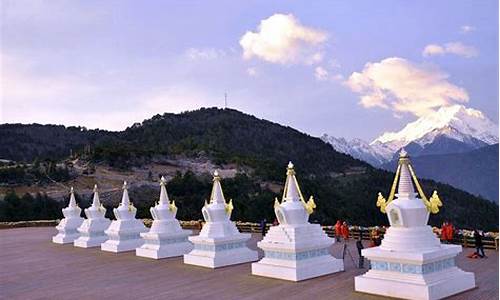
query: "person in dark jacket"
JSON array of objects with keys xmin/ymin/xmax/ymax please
[
  {"xmin": 356, "ymin": 231, "xmax": 365, "ymax": 268},
  {"xmin": 259, "ymin": 219, "xmax": 267, "ymax": 238},
  {"xmin": 474, "ymin": 229, "xmax": 486, "ymax": 258}
]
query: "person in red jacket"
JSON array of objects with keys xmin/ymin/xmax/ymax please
[
  {"xmin": 341, "ymin": 221, "xmax": 350, "ymax": 241},
  {"xmin": 441, "ymin": 222, "xmax": 448, "ymax": 243},
  {"xmin": 447, "ymin": 223, "xmax": 454, "ymax": 243},
  {"xmin": 334, "ymin": 220, "xmax": 342, "ymax": 242}
]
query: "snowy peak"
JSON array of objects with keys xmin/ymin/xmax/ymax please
[
  {"xmin": 323, "ymin": 105, "xmax": 498, "ymax": 167},
  {"xmin": 371, "ymin": 105, "xmax": 498, "ymax": 151},
  {"xmin": 321, "ymin": 134, "xmax": 390, "ymax": 166}
]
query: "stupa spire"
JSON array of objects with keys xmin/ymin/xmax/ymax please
[
  {"xmin": 159, "ymin": 176, "xmax": 170, "ymax": 205},
  {"xmin": 282, "ymin": 161, "xmax": 303, "ymax": 202},
  {"xmin": 210, "ymin": 170, "xmax": 226, "ymax": 204},
  {"xmin": 92, "ymin": 184, "xmax": 101, "ymax": 207},
  {"xmin": 376, "ymin": 148, "xmax": 443, "ymax": 214},
  {"xmin": 69, "ymin": 187, "xmax": 77, "ymax": 207},
  {"xmin": 121, "ymin": 181, "xmax": 130, "ymax": 206},
  {"xmin": 396, "ymin": 150, "xmax": 416, "ymax": 198}
]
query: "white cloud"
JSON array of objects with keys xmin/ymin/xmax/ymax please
[
  {"xmin": 345, "ymin": 57, "xmax": 469, "ymax": 117},
  {"xmin": 246, "ymin": 67, "xmax": 258, "ymax": 77},
  {"xmin": 422, "ymin": 42, "xmax": 478, "ymax": 58},
  {"xmin": 314, "ymin": 66, "xmax": 328, "ymax": 81},
  {"xmin": 460, "ymin": 25, "xmax": 475, "ymax": 34},
  {"xmin": 185, "ymin": 48, "xmax": 226, "ymax": 60},
  {"xmin": 422, "ymin": 44, "xmax": 446, "ymax": 56},
  {"xmin": 239, "ymin": 13, "xmax": 327, "ymax": 65}
]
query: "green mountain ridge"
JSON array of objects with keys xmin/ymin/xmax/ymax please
[{"xmin": 0, "ymin": 108, "xmax": 498, "ymax": 230}]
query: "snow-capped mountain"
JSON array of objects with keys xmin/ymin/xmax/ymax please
[
  {"xmin": 321, "ymin": 135, "xmax": 391, "ymax": 166},
  {"xmin": 371, "ymin": 105, "xmax": 498, "ymax": 153},
  {"xmin": 323, "ymin": 105, "xmax": 499, "ymax": 166}
]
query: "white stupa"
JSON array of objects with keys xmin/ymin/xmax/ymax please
[
  {"xmin": 52, "ymin": 187, "xmax": 84, "ymax": 244},
  {"xmin": 355, "ymin": 149, "xmax": 475, "ymax": 300},
  {"xmin": 74, "ymin": 185, "xmax": 111, "ymax": 248},
  {"xmin": 252, "ymin": 162, "xmax": 344, "ymax": 281},
  {"xmin": 136, "ymin": 176, "xmax": 193, "ymax": 259},
  {"xmin": 184, "ymin": 170, "xmax": 258, "ymax": 268},
  {"xmin": 101, "ymin": 181, "xmax": 148, "ymax": 253}
]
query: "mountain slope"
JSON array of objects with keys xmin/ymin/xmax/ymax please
[
  {"xmin": 0, "ymin": 108, "xmax": 498, "ymax": 229},
  {"xmin": 98, "ymin": 108, "xmax": 367, "ymax": 180},
  {"xmin": 381, "ymin": 144, "xmax": 499, "ymax": 202}
]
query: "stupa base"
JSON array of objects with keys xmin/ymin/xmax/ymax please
[
  {"xmin": 355, "ymin": 244, "xmax": 475, "ymax": 300},
  {"xmin": 136, "ymin": 241, "xmax": 193, "ymax": 259},
  {"xmin": 74, "ymin": 235, "xmax": 108, "ymax": 248},
  {"xmin": 355, "ymin": 267, "xmax": 475, "ymax": 300},
  {"xmin": 252, "ymin": 255, "xmax": 344, "ymax": 281},
  {"xmin": 184, "ymin": 246, "xmax": 258, "ymax": 268},
  {"xmin": 101, "ymin": 238, "xmax": 144, "ymax": 253},
  {"xmin": 52, "ymin": 233, "xmax": 79, "ymax": 244}
]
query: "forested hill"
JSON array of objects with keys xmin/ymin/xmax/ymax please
[
  {"xmin": 97, "ymin": 108, "xmax": 368, "ymax": 180},
  {"xmin": 0, "ymin": 108, "xmax": 498, "ymax": 230},
  {"xmin": 0, "ymin": 124, "xmax": 113, "ymax": 162}
]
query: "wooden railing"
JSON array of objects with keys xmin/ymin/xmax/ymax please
[
  {"xmin": 229, "ymin": 223, "xmax": 499, "ymax": 251},
  {"xmin": 2, "ymin": 219, "xmax": 497, "ymax": 250}
]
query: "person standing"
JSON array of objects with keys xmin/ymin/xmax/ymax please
[
  {"xmin": 447, "ymin": 222, "xmax": 454, "ymax": 244},
  {"xmin": 370, "ymin": 228, "xmax": 380, "ymax": 247},
  {"xmin": 356, "ymin": 232, "xmax": 365, "ymax": 268},
  {"xmin": 334, "ymin": 220, "xmax": 342, "ymax": 242},
  {"xmin": 341, "ymin": 221, "xmax": 350, "ymax": 241},
  {"xmin": 474, "ymin": 229, "xmax": 486, "ymax": 258},
  {"xmin": 441, "ymin": 222, "xmax": 448, "ymax": 243},
  {"xmin": 259, "ymin": 219, "xmax": 267, "ymax": 238}
]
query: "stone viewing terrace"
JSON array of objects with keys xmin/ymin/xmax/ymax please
[{"xmin": 1, "ymin": 226, "xmax": 497, "ymax": 300}]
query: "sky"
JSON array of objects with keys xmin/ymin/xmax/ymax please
[{"xmin": 1, "ymin": 0, "xmax": 498, "ymax": 141}]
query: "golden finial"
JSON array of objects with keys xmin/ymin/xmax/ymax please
[
  {"xmin": 399, "ymin": 148, "xmax": 408, "ymax": 158},
  {"xmin": 376, "ymin": 192, "xmax": 388, "ymax": 213},
  {"xmin": 274, "ymin": 197, "xmax": 280, "ymax": 208},
  {"xmin": 428, "ymin": 191, "xmax": 442, "ymax": 214},
  {"xmin": 169, "ymin": 200, "xmax": 177, "ymax": 213},
  {"xmin": 286, "ymin": 161, "xmax": 295, "ymax": 176},
  {"xmin": 303, "ymin": 195, "xmax": 316, "ymax": 215},
  {"xmin": 213, "ymin": 170, "xmax": 221, "ymax": 181},
  {"xmin": 225, "ymin": 199, "xmax": 234, "ymax": 216}
]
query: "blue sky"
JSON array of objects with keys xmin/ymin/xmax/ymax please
[{"xmin": 1, "ymin": 0, "xmax": 498, "ymax": 141}]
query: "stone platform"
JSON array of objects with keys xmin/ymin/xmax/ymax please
[{"xmin": 1, "ymin": 227, "xmax": 494, "ymax": 300}]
